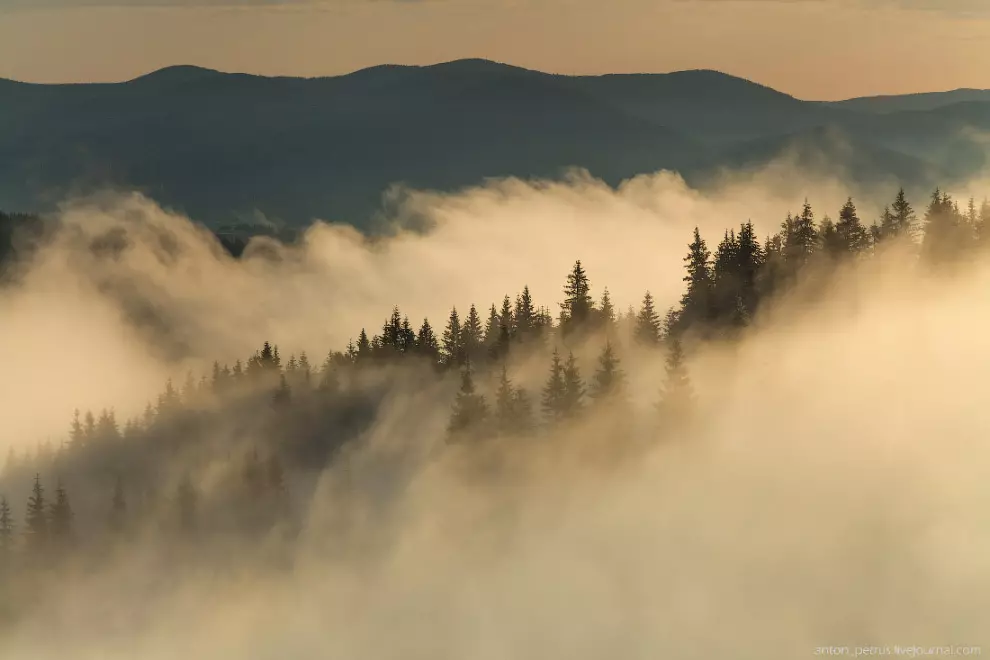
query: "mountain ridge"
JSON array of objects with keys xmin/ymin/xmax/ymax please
[{"xmin": 1, "ymin": 58, "xmax": 987, "ymax": 229}]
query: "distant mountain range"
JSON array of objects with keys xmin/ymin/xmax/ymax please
[{"xmin": 1, "ymin": 59, "xmax": 989, "ymax": 230}]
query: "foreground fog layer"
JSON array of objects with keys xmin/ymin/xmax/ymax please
[{"xmin": 1, "ymin": 168, "xmax": 989, "ymax": 658}]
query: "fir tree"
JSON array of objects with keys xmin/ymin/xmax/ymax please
[
  {"xmin": 441, "ymin": 307, "xmax": 463, "ymax": 367},
  {"xmin": 297, "ymin": 351, "xmax": 312, "ymax": 385},
  {"xmin": 69, "ymin": 409, "xmax": 84, "ymax": 446},
  {"xmin": 0, "ymin": 496, "xmax": 13, "ymax": 555},
  {"xmin": 890, "ymin": 188, "xmax": 917, "ymax": 240},
  {"xmin": 494, "ymin": 365, "xmax": 518, "ymax": 437},
  {"xmin": 657, "ymin": 338, "xmax": 695, "ymax": 419},
  {"xmin": 541, "ymin": 348, "xmax": 568, "ymax": 423},
  {"xmin": 599, "ymin": 287, "xmax": 616, "ymax": 331},
  {"xmin": 381, "ymin": 306, "xmax": 403, "ymax": 350},
  {"xmin": 462, "ymin": 304, "xmax": 484, "ymax": 364},
  {"xmin": 819, "ymin": 216, "xmax": 842, "ymax": 258},
  {"xmin": 681, "ymin": 227, "xmax": 715, "ymax": 328},
  {"xmin": 24, "ymin": 474, "xmax": 46, "ymax": 552},
  {"xmin": 416, "ymin": 318, "xmax": 440, "ymax": 359},
  {"xmin": 400, "ymin": 316, "xmax": 416, "ymax": 353},
  {"xmin": 782, "ymin": 200, "xmax": 819, "ymax": 270},
  {"xmin": 712, "ymin": 229, "xmax": 740, "ymax": 323},
  {"xmin": 483, "ymin": 304, "xmax": 502, "ymax": 351},
  {"xmin": 735, "ymin": 220, "xmax": 764, "ymax": 314},
  {"xmin": 499, "ymin": 295, "xmax": 515, "ymax": 338},
  {"xmin": 49, "ymin": 480, "xmax": 74, "ymax": 547},
  {"xmin": 356, "ymin": 329, "xmax": 372, "ymax": 360},
  {"xmin": 836, "ymin": 197, "xmax": 868, "ymax": 254},
  {"xmin": 560, "ymin": 260, "xmax": 594, "ymax": 333},
  {"xmin": 635, "ymin": 291, "xmax": 662, "ymax": 345},
  {"xmin": 448, "ymin": 363, "xmax": 489, "ymax": 439},
  {"xmin": 590, "ymin": 340, "xmax": 625, "ymax": 402},
  {"xmin": 921, "ymin": 189, "xmax": 968, "ymax": 265},
  {"xmin": 514, "ymin": 286, "xmax": 537, "ymax": 340},
  {"xmin": 562, "ymin": 351, "xmax": 585, "ymax": 417}
]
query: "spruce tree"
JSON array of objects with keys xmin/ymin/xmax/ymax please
[
  {"xmin": 890, "ymin": 188, "xmax": 916, "ymax": 240},
  {"xmin": 680, "ymin": 227, "xmax": 714, "ymax": 328},
  {"xmin": 69, "ymin": 409, "xmax": 84, "ymax": 446},
  {"xmin": 356, "ymin": 329, "xmax": 372, "ymax": 360},
  {"xmin": 562, "ymin": 352, "xmax": 585, "ymax": 417},
  {"xmin": 836, "ymin": 197, "xmax": 868, "ymax": 254},
  {"xmin": 382, "ymin": 306, "xmax": 403, "ymax": 351},
  {"xmin": 735, "ymin": 220, "xmax": 764, "ymax": 314},
  {"xmin": 560, "ymin": 260, "xmax": 594, "ymax": 333},
  {"xmin": 499, "ymin": 295, "xmax": 515, "ymax": 338},
  {"xmin": 782, "ymin": 200, "xmax": 819, "ymax": 270},
  {"xmin": 635, "ymin": 291, "xmax": 662, "ymax": 345},
  {"xmin": 819, "ymin": 216, "xmax": 842, "ymax": 257},
  {"xmin": 483, "ymin": 304, "xmax": 502, "ymax": 352},
  {"xmin": 400, "ymin": 316, "xmax": 416, "ymax": 353},
  {"xmin": 599, "ymin": 288, "xmax": 616, "ymax": 332},
  {"xmin": 977, "ymin": 199, "xmax": 990, "ymax": 246},
  {"xmin": 712, "ymin": 229, "xmax": 740, "ymax": 323},
  {"xmin": 49, "ymin": 480, "xmax": 74, "ymax": 548},
  {"xmin": 514, "ymin": 286, "xmax": 536, "ymax": 340},
  {"xmin": 590, "ymin": 340, "xmax": 625, "ymax": 402},
  {"xmin": 24, "ymin": 473, "xmax": 46, "ymax": 553},
  {"xmin": 541, "ymin": 348, "xmax": 567, "ymax": 423},
  {"xmin": 921, "ymin": 189, "xmax": 967, "ymax": 265},
  {"xmin": 657, "ymin": 338, "xmax": 695, "ymax": 419},
  {"xmin": 0, "ymin": 496, "xmax": 13, "ymax": 555},
  {"xmin": 462, "ymin": 304, "xmax": 484, "ymax": 363},
  {"xmin": 448, "ymin": 363, "xmax": 489, "ymax": 439},
  {"xmin": 416, "ymin": 318, "xmax": 440, "ymax": 359},
  {"xmin": 441, "ymin": 307, "xmax": 463, "ymax": 367},
  {"xmin": 298, "ymin": 352, "xmax": 311, "ymax": 381},
  {"xmin": 494, "ymin": 365, "xmax": 518, "ymax": 437}
]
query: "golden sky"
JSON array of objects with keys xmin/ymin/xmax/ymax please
[{"xmin": 1, "ymin": 0, "xmax": 989, "ymax": 100}]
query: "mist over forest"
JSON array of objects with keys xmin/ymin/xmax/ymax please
[{"xmin": 2, "ymin": 160, "xmax": 990, "ymax": 658}]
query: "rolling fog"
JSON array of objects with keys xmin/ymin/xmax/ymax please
[{"xmin": 0, "ymin": 164, "xmax": 988, "ymax": 658}]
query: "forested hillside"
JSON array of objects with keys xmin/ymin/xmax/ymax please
[{"xmin": 1, "ymin": 186, "xmax": 986, "ymax": 592}]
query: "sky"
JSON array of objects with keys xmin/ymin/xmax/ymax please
[{"xmin": 0, "ymin": 0, "xmax": 988, "ymax": 100}]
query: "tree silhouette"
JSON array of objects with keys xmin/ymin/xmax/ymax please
[
  {"xmin": 49, "ymin": 480, "xmax": 74, "ymax": 550},
  {"xmin": 560, "ymin": 260, "xmax": 594, "ymax": 333},
  {"xmin": 562, "ymin": 352, "xmax": 585, "ymax": 417},
  {"xmin": 0, "ymin": 496, "xmax": 13, "ymax": 555},
  {"xmin": 635, "ymin": 291, "xmax": 662, "ymax": 345},
  {"xmin": 657, "ymin": 338, "xmax": 695, "ymax": 422},
  {"xmin": 541, "ymin": 348, "xmax": 568, "ymax": 423},
  {"xmin": 590, "ymin": 340, "xmax": 625, "ymax": 402},
  {"xmin": 24, "ymin": 474, "xmax": 47, "ymax": 554},
  {"xmin": 441, "ymin": 307, "xmax": 463, "ymax": 367},
  {"xmin": 448, "ymin": 363, "xmax": 489, "ymax": 440},
  {"xmin": 681, "ymin": 227, "xmax": 714, "ymax": 328}
]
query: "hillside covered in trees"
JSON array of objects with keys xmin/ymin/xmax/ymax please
[{"xmin": 1, "ymin": 185, "xmax": 990, "ymax": 653}]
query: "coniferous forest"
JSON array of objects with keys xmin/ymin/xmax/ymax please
[{"xmin": 1, "ymin": 187, "xmax": 989, "ymax": 653}]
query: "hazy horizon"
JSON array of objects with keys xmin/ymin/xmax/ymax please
[
  {"xmin": 2, "ymin": 0, "xmax": 990, "ymax": 100},
  {"xmin": 4, "ymin": 56, "xmax": 990, "ymax": 103}
]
